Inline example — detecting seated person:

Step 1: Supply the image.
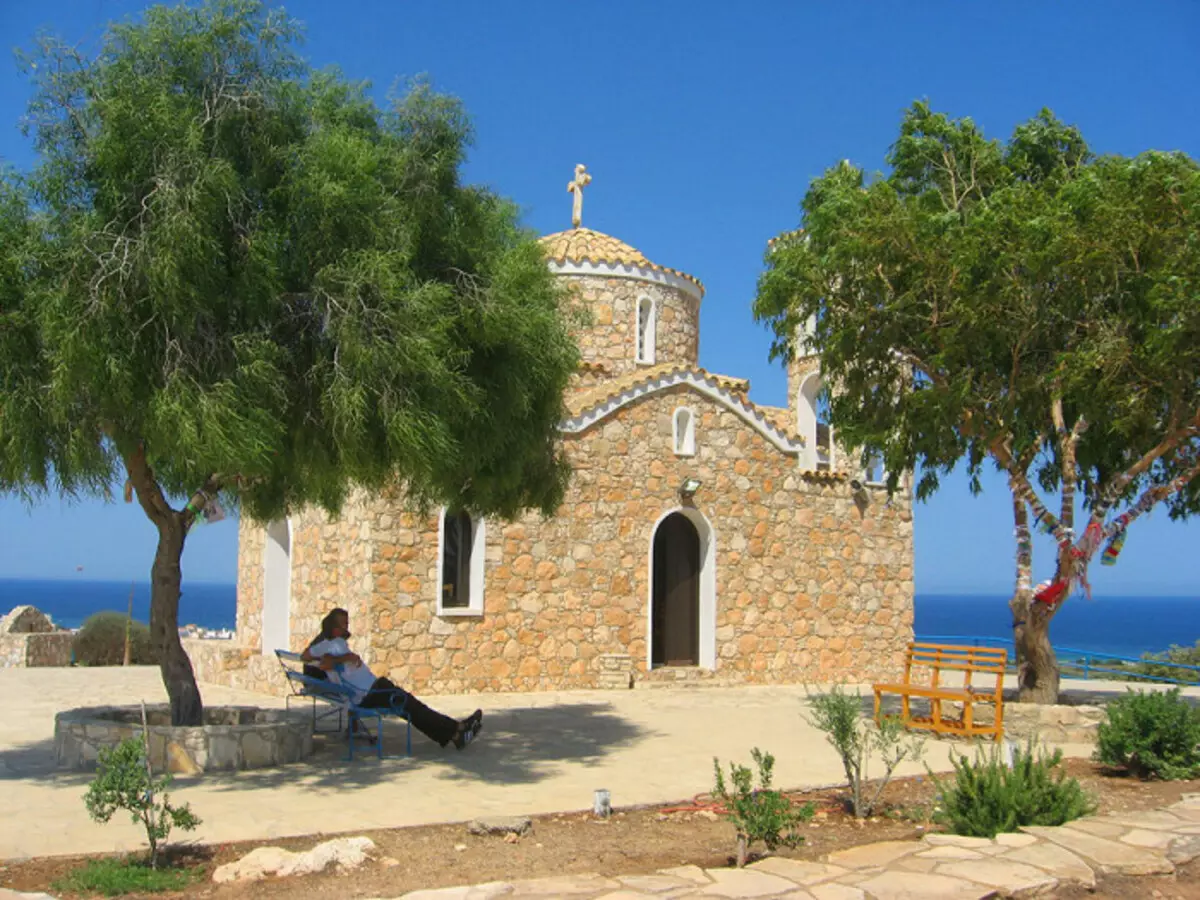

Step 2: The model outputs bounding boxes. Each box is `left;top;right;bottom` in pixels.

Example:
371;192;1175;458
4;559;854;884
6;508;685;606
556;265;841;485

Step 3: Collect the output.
302;608;482;750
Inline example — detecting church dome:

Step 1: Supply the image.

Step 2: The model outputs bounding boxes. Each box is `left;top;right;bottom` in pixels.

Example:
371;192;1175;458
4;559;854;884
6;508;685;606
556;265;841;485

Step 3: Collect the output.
540;227;705;299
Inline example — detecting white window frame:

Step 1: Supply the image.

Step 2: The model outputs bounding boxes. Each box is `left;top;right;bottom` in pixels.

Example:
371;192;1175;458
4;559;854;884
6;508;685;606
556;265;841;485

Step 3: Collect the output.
672;406;696;456
863;453;887;486
435;509;486;616
635;295;657;364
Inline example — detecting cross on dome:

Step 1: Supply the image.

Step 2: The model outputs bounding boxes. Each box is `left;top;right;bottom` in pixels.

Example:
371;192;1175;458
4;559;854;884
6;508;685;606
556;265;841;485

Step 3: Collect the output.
567;164;592;228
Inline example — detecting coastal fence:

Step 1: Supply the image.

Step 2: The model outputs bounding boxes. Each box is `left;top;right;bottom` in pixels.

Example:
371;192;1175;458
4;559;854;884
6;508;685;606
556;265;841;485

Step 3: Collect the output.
915;633;1200;688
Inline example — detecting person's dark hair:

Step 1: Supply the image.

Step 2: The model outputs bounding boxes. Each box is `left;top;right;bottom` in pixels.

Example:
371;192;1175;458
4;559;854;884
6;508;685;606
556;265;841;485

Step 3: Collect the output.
318;608;350;641
304;607;352;682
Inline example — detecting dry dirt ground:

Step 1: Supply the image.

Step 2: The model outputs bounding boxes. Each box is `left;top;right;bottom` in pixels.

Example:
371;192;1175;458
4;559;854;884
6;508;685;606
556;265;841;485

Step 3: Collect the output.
4;759;1200;899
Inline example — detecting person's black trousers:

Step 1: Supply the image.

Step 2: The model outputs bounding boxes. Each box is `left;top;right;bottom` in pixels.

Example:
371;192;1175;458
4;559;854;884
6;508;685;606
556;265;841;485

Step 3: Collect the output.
359;677;458;746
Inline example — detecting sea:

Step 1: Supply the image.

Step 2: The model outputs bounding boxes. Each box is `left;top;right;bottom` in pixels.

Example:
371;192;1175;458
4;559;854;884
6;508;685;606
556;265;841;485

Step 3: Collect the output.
1;578;1198;660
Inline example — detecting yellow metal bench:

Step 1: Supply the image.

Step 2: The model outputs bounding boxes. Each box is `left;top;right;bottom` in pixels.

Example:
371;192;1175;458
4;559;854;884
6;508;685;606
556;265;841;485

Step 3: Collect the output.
873;642;1007;743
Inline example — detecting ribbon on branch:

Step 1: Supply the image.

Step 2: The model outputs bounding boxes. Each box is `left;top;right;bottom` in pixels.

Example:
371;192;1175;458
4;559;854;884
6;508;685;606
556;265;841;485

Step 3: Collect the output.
1101;531;1126;566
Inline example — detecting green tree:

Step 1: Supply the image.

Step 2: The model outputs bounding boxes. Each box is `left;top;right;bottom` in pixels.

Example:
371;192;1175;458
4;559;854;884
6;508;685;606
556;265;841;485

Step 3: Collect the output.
84;734;200;869
0;1;578;725
755;102;1200;704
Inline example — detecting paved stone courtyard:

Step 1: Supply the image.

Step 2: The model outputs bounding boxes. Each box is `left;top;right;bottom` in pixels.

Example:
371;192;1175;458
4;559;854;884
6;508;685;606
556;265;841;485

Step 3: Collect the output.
0;666;1016;860
4;666;1199;900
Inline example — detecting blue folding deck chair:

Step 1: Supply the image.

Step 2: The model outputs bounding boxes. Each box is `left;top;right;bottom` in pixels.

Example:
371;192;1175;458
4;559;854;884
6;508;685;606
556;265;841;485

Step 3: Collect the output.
276;650;346;735
275;649;412;759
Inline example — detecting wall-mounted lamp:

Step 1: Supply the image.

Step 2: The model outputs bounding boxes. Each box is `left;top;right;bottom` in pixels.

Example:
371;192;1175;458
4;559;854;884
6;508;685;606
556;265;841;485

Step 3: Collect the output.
849;479;869;503
679;477;703;498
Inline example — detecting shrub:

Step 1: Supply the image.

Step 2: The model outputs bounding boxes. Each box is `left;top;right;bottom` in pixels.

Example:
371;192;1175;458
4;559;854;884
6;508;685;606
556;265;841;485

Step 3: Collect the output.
84;734;200;868
1137;641;1200;683
806;684;924;818
933;741;1096;838
712;748;815;867
1096;688;1200;780
74;611;156;666
52;858;202;896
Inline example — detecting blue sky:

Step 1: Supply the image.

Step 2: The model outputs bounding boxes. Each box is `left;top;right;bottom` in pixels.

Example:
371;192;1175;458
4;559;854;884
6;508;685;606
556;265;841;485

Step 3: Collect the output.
1;1;1197;594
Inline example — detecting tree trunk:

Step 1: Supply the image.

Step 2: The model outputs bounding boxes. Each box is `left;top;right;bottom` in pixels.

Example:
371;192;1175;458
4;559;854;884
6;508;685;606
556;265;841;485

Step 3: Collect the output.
1011;591;1060;704
151;516;203;726
1009;483;1060;704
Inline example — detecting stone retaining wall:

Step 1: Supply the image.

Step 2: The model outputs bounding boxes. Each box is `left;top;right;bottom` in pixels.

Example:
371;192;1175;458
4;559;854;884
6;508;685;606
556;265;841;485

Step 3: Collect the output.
55;704;312;774
0;604;73;668
0;632;73;668
1002;700;1105;745
944;692;1106;745
183;638;290;697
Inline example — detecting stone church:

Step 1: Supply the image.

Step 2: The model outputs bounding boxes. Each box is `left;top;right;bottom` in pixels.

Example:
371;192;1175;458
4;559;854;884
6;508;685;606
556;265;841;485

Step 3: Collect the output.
187;173;914;695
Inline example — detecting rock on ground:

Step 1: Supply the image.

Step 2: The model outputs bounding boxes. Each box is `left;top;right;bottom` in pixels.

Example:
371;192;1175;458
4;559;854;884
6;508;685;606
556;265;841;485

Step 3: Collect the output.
466;816;533;837
212;836;375;883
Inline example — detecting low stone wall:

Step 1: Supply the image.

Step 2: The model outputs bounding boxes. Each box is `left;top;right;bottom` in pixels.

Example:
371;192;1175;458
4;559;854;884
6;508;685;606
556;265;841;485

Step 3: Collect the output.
1002;698;1105;745
946;691;1106;745
183;638;289;697
55;705;313;774
596;654;633;690
0;632;73;668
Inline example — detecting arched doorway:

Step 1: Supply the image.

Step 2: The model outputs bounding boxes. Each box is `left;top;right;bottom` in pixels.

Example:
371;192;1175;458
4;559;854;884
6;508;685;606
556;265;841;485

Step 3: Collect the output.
262;519;291;653
651;512;701;666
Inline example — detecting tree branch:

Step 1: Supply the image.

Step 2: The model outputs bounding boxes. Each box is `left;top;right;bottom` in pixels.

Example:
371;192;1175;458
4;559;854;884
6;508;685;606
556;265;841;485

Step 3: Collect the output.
121;444;177;528
1093;410;1200;521
990;438;1069;544
1011;478;1034;594
1102;455;1200;542
181;475;223;532
1051;396;1087;534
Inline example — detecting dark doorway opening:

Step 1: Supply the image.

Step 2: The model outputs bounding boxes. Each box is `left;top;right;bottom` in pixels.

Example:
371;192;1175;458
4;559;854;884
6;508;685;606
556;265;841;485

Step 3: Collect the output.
651;512;701;667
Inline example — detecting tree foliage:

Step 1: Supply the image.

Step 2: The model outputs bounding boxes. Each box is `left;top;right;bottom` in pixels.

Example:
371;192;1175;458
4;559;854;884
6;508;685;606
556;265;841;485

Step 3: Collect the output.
2;0;578;522
756;101;1198;519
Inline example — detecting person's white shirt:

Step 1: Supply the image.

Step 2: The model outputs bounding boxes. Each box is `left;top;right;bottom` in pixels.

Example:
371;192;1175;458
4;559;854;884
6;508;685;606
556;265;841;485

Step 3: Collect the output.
307;636;376;703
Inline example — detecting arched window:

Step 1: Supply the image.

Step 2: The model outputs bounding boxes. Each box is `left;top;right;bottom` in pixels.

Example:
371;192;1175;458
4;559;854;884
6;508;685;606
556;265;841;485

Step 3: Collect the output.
673;407;696;456
636;296;656;364
437;510;485;615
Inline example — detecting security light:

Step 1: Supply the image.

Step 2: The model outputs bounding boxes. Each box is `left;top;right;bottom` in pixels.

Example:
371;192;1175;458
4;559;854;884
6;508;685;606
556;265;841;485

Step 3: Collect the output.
680;477;702;497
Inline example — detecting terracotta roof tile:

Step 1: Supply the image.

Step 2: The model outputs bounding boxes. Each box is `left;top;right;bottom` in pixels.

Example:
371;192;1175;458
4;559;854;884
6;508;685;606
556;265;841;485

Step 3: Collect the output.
564;365;764;426
561;364;806;458
566;363;679;417
540;227;704;295
755;404;793;434
766;228;805;251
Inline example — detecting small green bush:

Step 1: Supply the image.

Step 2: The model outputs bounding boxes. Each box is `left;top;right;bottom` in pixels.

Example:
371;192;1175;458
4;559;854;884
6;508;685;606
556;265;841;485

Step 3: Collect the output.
712;748;815;867
74;611;156;666
52;858;201;896
1095;687;1200;780
85;735;200;868
806;684;924;818
933;741;1096;838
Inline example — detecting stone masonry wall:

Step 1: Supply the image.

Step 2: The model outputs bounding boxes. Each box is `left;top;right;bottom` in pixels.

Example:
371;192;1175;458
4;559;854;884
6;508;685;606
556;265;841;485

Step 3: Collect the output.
235;497;377;656
357;384;912;694
208;378;914;698
0;632;73;668
567;275;699;381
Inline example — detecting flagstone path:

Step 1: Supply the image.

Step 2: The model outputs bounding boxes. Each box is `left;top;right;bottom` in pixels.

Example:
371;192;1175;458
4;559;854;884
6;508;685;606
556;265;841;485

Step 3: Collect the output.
366;793;1200;899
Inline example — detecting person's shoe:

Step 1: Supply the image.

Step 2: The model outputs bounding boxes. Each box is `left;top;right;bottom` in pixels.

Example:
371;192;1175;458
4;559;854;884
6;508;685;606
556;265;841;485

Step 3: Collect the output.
453;710;483;750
